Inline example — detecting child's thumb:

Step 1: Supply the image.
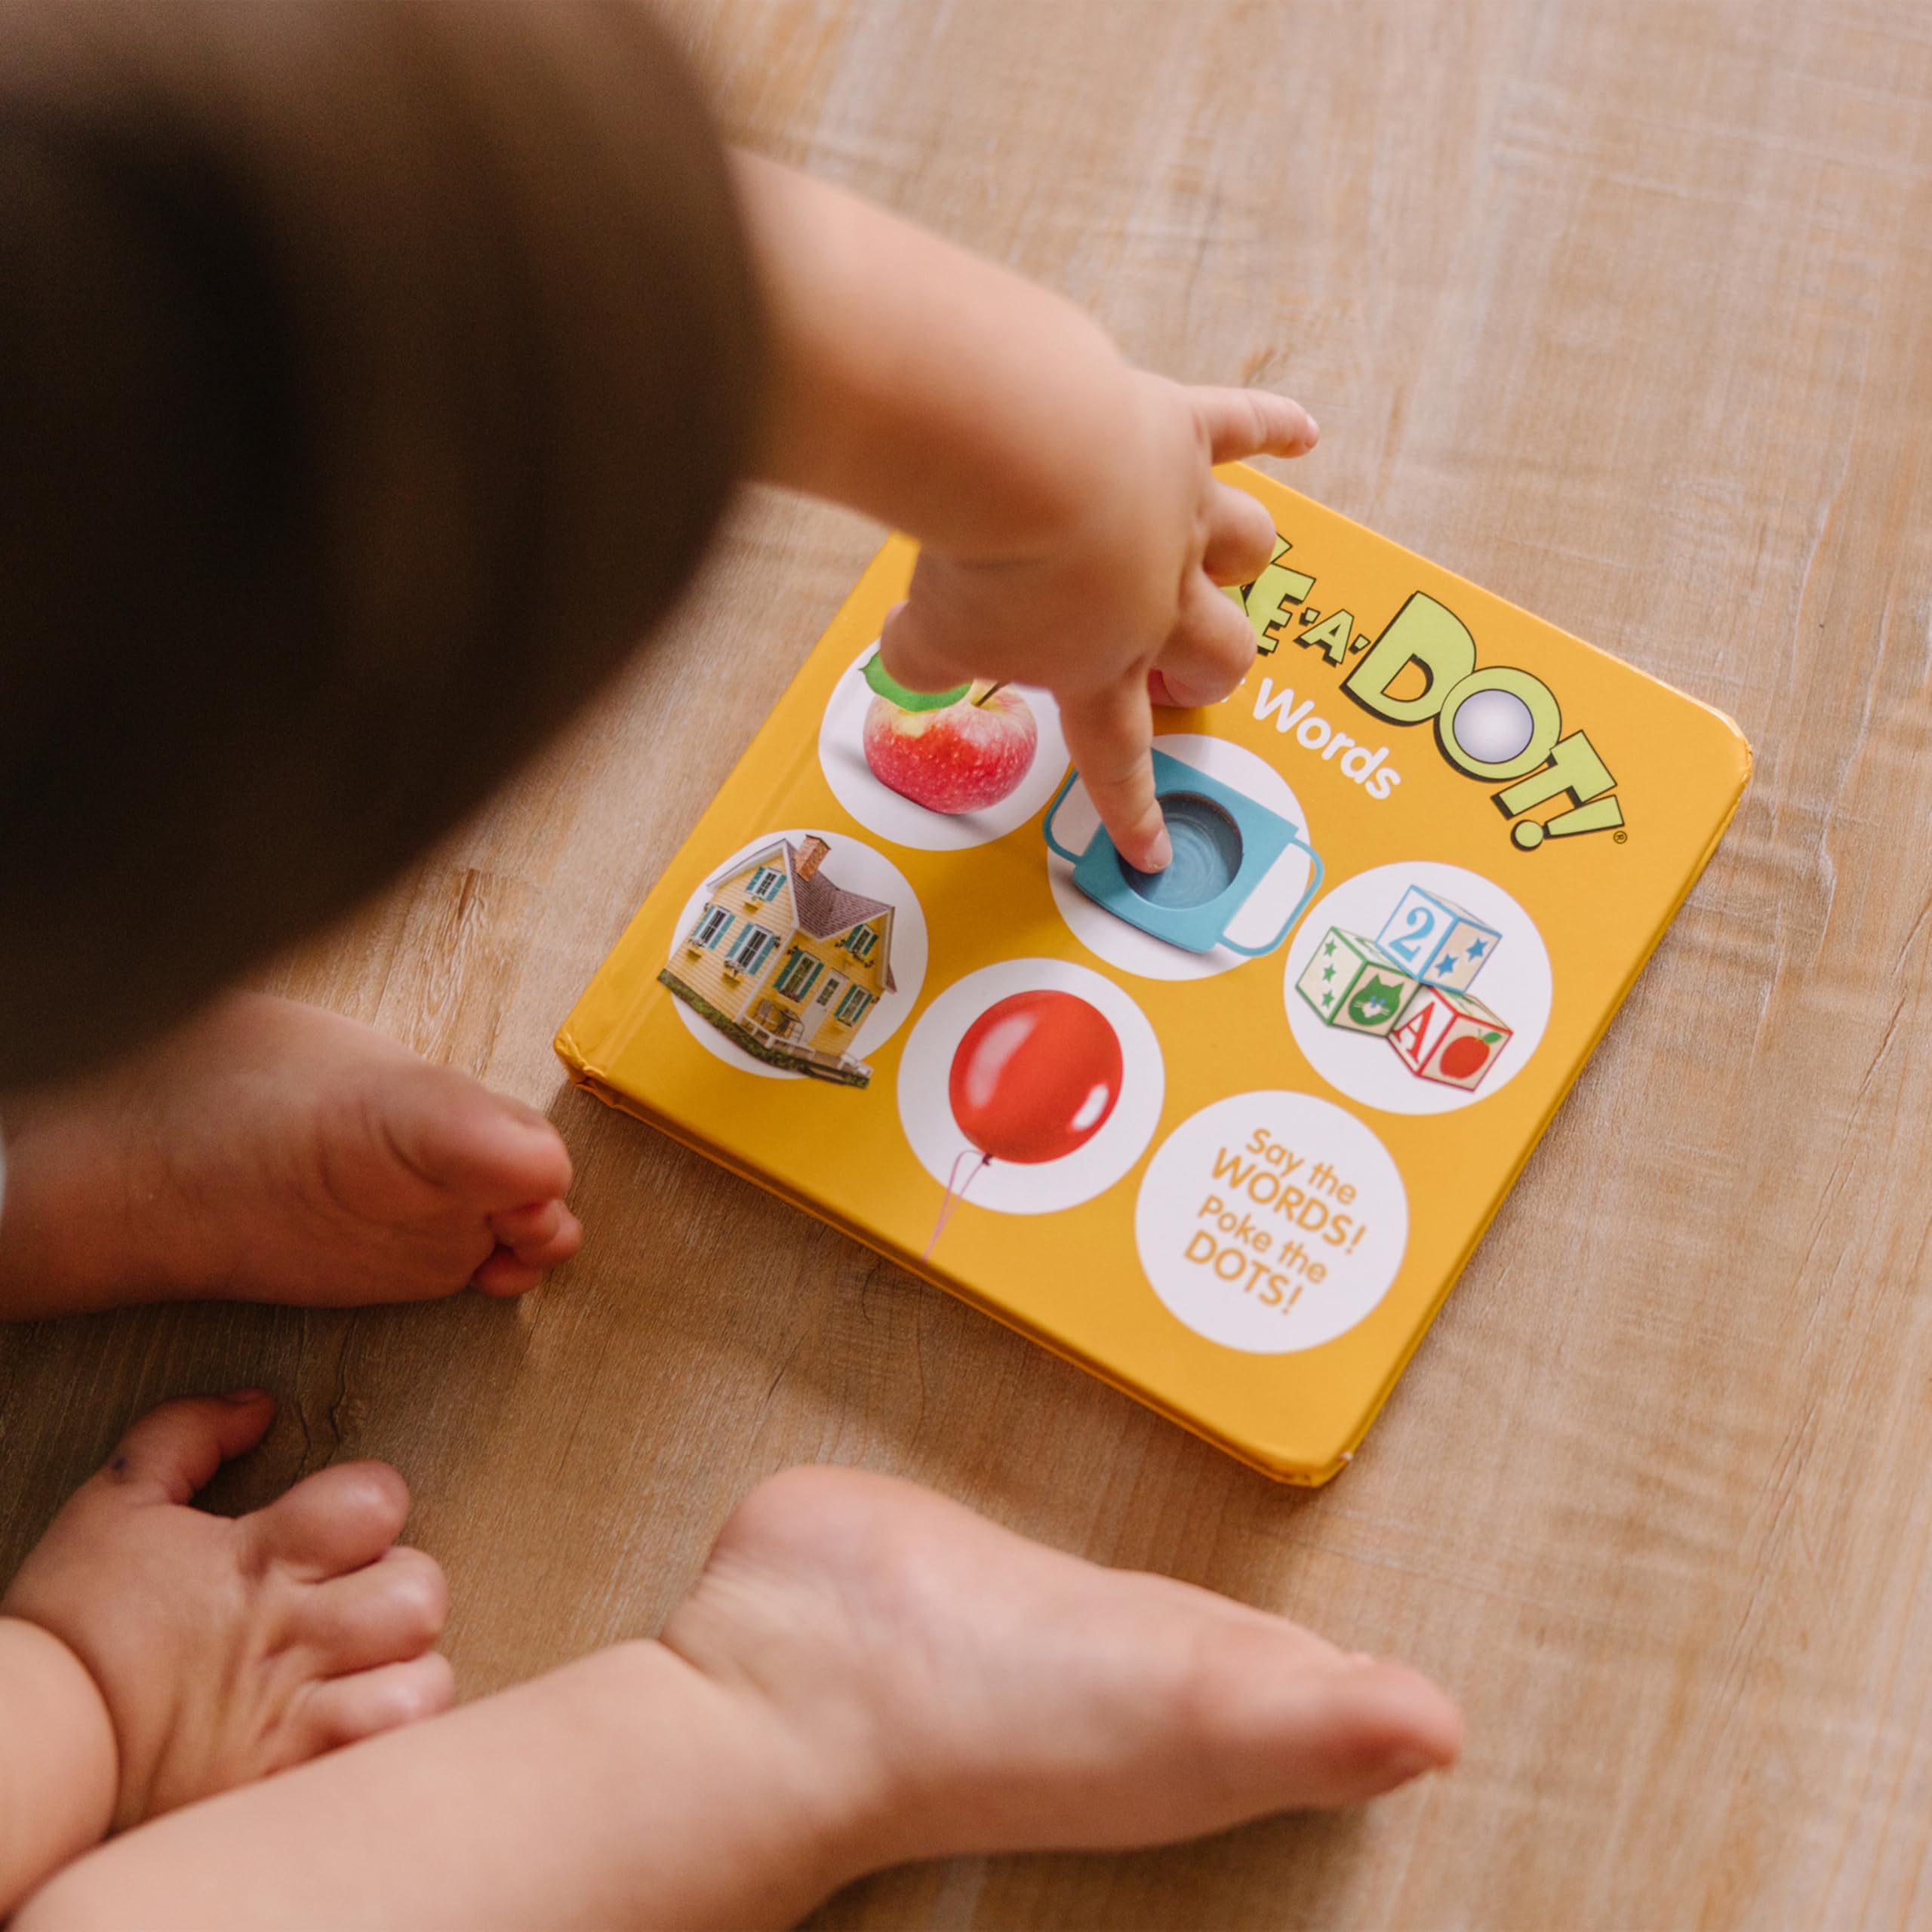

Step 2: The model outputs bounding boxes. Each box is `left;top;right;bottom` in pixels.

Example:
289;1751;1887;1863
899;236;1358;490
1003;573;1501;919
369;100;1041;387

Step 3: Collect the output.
84;1391;276;1508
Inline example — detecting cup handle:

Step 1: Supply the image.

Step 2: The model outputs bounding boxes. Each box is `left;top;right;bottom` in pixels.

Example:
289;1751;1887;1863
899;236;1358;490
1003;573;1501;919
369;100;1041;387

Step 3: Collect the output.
1219;833;1324;959
1041;769;1088;863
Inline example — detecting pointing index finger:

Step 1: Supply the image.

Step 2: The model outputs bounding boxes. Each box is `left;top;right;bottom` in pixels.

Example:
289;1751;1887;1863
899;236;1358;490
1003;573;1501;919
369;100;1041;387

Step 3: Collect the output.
1059;678;1171;873
1190;387;1320;464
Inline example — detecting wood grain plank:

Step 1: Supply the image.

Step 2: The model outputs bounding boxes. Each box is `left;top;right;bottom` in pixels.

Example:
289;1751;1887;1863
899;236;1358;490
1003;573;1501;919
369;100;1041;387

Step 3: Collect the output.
4;1;1930;1924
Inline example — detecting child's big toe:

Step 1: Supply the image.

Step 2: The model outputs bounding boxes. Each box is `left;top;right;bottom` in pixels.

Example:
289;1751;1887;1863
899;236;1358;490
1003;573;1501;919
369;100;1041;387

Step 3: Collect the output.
1278;1656;1463;1804
302;1545;448;1672
416;1074;574;1207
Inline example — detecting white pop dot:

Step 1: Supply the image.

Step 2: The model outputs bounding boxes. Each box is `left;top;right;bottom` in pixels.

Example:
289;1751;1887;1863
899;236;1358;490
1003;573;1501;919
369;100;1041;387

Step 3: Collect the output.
1451;688;1535;764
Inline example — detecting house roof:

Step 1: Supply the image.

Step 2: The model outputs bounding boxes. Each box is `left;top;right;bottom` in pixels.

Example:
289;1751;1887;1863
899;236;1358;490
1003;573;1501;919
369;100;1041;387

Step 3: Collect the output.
707;839;897;993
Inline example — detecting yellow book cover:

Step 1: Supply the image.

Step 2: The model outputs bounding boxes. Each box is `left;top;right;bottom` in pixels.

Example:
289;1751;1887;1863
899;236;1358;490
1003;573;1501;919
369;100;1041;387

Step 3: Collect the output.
556;466;1749;1484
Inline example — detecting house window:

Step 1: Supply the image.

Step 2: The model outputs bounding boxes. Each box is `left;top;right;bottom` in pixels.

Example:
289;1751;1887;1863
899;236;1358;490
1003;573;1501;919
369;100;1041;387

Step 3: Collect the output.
744;865;784;902
728;924;779;976
835;986;872;1026
816;974;844;1008
773;947;823;1001
844;924;878;961
689;906;733;949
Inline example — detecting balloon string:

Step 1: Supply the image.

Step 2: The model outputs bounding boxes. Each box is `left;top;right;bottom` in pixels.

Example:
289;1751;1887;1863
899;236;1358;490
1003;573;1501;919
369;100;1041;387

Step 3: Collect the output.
922;1150;990;1260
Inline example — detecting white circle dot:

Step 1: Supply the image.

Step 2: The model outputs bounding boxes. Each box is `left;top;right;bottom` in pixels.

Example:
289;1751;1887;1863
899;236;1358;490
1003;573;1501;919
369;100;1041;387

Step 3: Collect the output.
1451;688;1535;765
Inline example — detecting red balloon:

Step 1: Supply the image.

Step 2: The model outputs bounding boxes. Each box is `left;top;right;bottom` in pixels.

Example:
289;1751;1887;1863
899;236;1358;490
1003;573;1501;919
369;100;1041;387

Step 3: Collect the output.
949;991;1124;1164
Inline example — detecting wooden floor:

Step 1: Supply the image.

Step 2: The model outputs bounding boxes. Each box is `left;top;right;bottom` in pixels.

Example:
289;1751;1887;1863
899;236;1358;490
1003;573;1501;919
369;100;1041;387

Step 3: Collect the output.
5;1;1932;1924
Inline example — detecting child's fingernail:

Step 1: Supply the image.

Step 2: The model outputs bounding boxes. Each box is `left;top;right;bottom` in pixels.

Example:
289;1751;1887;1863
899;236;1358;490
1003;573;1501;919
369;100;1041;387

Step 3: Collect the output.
1144;826;1174;870
1303;413;1321;442
222;1387;271;1404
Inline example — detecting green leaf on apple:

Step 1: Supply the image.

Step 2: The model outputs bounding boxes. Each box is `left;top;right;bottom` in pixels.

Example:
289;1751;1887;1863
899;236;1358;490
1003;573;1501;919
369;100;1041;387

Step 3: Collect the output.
1478;1030;1502;1044
863;653;971;712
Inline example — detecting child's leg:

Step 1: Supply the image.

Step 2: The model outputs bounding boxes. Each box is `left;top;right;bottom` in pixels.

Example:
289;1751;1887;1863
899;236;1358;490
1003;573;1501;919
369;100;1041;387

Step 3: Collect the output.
18;1467;1460;1931
0;992;581;1317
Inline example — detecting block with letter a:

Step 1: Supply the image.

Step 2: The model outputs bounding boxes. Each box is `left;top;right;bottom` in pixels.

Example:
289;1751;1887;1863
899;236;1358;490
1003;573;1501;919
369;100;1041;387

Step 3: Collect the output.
1386;984;1514;1091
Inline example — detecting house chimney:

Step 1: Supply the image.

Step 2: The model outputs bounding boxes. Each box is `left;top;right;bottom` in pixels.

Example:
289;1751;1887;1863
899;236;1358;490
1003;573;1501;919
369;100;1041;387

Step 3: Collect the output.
795;835;830;881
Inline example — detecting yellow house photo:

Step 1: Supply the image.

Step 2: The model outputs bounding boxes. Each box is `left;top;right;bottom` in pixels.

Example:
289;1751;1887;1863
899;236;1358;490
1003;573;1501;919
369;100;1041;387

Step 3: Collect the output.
658;835;897;1086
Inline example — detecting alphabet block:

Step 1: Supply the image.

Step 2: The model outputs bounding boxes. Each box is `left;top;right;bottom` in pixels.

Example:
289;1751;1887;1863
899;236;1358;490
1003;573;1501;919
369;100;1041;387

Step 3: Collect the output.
1296;928;1419;1036
1376;884;1500;992
1386;985;1514;1090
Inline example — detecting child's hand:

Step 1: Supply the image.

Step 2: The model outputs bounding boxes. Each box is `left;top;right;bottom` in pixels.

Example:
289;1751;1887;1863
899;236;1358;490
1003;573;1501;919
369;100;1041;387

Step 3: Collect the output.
1;1393;452;1831
875;376;1316;869
736;154;1318;872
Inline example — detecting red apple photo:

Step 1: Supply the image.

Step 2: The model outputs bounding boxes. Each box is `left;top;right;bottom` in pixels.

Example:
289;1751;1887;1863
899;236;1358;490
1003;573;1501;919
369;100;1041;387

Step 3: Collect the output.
861;656;1038;815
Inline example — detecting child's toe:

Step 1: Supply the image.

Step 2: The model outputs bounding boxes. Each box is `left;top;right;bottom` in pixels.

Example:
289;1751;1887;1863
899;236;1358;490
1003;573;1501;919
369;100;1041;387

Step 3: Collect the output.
300;1545;448;1672
514;1204;582;1268
245;1460;411;1579
307;1651;457;1749
1236;1648;1463;1806
546;1205;583;1259
488;1198;564;1252
470;1200;580;1293
481;1189;580;1267
471;1247;545;1296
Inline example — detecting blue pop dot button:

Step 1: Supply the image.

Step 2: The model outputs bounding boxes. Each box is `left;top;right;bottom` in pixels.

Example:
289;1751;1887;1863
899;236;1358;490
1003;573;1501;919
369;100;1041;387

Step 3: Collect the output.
1118;793;1244;909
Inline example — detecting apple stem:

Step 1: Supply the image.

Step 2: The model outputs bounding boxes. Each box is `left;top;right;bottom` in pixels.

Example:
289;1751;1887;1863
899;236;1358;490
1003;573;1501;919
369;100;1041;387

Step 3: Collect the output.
973;680;1009;708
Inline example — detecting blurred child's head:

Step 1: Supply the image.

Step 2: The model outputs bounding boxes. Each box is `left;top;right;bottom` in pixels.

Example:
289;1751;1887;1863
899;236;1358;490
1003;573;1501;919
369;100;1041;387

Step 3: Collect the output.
0;0;759;1090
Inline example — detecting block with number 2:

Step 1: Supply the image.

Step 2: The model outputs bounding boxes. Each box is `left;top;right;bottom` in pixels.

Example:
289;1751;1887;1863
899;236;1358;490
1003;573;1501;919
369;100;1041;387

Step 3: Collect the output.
1376;884;1500;992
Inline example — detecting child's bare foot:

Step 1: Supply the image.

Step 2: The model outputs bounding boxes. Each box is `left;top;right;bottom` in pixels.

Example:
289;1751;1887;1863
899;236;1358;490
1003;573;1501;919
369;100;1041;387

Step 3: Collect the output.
1;1466;1459;1931
0;993;580;1316
664;1466;1463;1872
1;1393;453;1829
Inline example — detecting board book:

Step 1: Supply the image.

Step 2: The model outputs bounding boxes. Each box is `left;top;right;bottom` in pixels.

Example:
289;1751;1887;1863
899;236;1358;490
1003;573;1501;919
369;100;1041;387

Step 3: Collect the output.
556;465;1750;1484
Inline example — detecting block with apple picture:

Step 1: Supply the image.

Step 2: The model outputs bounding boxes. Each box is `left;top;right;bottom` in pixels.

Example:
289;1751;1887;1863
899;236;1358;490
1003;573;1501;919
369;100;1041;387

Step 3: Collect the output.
860;654;1038;814
1386;983;1514;1091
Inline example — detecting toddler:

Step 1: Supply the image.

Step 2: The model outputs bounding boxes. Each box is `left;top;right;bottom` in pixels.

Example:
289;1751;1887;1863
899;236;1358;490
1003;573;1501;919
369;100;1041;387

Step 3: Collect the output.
0;5;1460;1924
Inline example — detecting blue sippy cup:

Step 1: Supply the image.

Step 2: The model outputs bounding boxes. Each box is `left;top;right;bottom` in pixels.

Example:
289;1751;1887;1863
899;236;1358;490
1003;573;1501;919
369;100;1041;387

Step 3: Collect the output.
1043;747;1323;957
